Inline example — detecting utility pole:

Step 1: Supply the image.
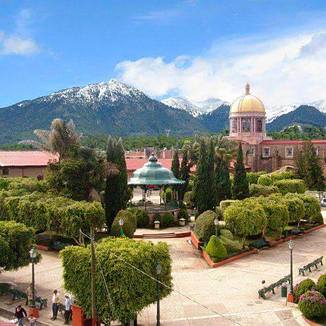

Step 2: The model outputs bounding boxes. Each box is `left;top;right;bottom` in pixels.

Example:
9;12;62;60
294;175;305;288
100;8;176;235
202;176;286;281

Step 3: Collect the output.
90;226;97;326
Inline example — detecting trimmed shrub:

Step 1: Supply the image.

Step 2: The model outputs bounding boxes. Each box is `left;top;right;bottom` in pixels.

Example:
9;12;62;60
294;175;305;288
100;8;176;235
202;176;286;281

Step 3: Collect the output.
220;235;242;254
194;210;218;243
246;171;266;185
270;171;295;181
205;235;228;262
249;184;279;197
224;199;267;240
183;191;194;208
0;178;10;191
296;194;322;224
61;237;172;324
164;188;173;203
274;179;306;195
128;208;149;228
220;200;239;212
111;210;137;238
294;279;316;303
298;291;326;320
257;175;273;186
275;194;305;224
215;207;223;220
177;208;189;220
317;274;326;297
220;229;233;239
161;213;174;228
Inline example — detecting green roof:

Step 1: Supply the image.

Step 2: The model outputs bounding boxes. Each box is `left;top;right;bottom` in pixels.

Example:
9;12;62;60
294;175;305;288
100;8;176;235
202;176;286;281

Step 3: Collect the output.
128;155;185;186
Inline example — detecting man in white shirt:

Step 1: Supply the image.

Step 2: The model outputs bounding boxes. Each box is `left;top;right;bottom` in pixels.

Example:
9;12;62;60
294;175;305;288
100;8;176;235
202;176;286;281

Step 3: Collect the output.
64;294;72;325
51;289;60;320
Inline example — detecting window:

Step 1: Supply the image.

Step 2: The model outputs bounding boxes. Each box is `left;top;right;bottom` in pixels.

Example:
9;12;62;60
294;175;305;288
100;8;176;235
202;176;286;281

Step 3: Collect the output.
241;118;251;132
231;119;237;133
256;119;263;132
262;147;270;158
2;167;9;175
247;147;255;155
285;147;293;158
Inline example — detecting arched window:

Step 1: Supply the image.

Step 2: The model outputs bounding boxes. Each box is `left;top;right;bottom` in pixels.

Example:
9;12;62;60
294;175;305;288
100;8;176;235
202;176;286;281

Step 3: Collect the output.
256;118;263;132
242;118;251;132
231;119;237;133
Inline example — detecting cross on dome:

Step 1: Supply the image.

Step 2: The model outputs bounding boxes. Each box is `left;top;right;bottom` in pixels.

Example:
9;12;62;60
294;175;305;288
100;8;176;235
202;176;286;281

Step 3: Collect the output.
245;83;250;95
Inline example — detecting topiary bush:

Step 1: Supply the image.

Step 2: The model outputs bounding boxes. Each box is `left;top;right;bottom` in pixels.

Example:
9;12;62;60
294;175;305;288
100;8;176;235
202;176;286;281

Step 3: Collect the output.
274;179;306;195
183;191;194;208
298;290;326;320
270;170;295;182
220;229;233;239
294;278;316;303
194;210;218;244
219;234;242;254
205;235;228;262
246;171;267;185
224;199;267;241
257;175;273;186
317;274;326;297
219;200;239;212
128;208;149;228
111;210;137;238
161;212;175;228
177;208;189;221
249;184;279;197
275;194;305;224
296;194;322;224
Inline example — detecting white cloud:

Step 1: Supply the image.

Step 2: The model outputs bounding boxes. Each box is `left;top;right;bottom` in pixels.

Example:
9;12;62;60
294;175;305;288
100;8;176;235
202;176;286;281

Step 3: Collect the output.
116;31;326;108
0;9;40;56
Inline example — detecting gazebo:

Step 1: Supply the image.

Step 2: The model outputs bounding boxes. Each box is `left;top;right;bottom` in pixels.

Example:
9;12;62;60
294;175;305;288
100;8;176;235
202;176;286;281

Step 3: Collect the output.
128;154;185;211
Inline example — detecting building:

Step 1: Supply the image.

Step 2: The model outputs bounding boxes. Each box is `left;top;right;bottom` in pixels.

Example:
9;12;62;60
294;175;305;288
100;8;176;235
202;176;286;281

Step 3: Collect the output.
228;84;326;172
0;151;57;178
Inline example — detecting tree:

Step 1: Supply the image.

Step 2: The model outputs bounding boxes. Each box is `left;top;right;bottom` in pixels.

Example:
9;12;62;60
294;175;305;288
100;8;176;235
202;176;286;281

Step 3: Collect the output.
0;221;35;271
232;143;249;199
215;158;232;205
193;139;216;214
104;136;129;232
296;141;325;191
179;150;190;200
171;149;180;179
61;237;172;324
207;138;216;209
34;119;80;160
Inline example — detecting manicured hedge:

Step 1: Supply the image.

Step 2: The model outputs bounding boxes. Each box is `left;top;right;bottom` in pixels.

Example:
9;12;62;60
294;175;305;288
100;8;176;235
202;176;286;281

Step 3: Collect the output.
0;221;35;270
274;179;306;195
219;200;239;212
61;237;172;324
296;194;322;224
246;171;267;185
0;177;48;193
224;199;267;240
205;235;227;262
111;210;137;238
257;175;273;186
270;171;295;181
294;278;316;303
194;210;218;244
161;213;175;228
177;208;189;220
317;274;326;297
298;290;326;320
128;208;149;228
249;184;279;197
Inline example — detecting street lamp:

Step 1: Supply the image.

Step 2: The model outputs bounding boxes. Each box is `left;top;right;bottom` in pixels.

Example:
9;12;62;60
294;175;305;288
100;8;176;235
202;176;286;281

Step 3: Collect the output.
156;262;162;326
288;239;295;299
119;218;124;236
29;246;38;308
214;217;219;237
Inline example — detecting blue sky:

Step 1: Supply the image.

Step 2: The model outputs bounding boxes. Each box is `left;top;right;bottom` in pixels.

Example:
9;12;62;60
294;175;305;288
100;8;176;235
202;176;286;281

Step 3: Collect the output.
1;0;326;107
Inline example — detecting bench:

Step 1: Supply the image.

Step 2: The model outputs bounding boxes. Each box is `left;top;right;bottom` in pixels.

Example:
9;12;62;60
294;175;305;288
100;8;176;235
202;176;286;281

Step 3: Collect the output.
8;288;27;301
258;275;291;299
299;256;323;276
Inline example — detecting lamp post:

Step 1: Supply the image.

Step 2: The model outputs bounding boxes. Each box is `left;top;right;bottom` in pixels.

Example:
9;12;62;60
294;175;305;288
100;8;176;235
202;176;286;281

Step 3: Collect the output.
214;217;219;237
29;246;38;308
119;218;124;236
288;239;295;301
156;262;162;326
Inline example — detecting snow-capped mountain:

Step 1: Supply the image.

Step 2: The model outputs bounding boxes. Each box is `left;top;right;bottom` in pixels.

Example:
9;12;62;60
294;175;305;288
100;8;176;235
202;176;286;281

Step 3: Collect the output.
161;96;226;117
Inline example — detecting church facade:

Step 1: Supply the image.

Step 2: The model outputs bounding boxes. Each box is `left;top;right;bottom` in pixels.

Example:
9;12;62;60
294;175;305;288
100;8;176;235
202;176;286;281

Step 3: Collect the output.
227;84;326;172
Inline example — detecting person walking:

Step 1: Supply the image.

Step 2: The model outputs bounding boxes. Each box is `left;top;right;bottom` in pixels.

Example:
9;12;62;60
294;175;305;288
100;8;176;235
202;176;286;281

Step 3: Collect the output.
14;305;27;326
64;294;72;325
26;283;37;306
51;289;60;320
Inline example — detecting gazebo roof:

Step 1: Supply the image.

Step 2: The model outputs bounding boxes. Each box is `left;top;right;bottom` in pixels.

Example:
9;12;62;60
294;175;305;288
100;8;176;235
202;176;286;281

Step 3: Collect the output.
128;155;185;186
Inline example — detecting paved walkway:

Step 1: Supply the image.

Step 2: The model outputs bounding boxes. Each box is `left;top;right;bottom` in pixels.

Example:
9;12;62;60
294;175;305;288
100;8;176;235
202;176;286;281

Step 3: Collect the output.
0;227;325;325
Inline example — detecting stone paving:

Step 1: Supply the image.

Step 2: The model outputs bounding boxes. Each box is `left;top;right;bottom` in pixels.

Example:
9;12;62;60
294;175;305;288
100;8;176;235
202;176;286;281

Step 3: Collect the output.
0;226;325;325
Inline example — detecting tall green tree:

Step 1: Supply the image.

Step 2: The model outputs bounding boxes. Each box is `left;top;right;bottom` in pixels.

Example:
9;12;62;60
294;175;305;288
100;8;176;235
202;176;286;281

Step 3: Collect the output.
171;149;180;178
104;136;129;232
179;149;190;200
296;141;325;191
193;139;216;213
233;143;249;199
207;138;216;209
215;157;232;205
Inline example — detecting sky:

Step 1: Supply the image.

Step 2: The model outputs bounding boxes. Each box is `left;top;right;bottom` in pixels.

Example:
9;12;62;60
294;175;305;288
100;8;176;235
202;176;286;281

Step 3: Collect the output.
1;0;326;108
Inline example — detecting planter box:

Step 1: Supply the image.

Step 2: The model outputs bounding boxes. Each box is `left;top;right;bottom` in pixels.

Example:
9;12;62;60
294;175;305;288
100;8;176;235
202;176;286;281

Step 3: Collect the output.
190;231;203;250
202;248;258;268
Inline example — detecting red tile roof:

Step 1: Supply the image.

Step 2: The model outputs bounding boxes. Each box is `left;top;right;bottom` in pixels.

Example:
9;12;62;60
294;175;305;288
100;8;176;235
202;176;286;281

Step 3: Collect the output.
0;151;58;167
261;139;326;145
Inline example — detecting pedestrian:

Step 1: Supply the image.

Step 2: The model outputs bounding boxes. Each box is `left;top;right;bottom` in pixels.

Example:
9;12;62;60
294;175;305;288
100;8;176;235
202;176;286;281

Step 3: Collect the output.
14;305;27;326
51;289;60;320
26;283;36;306
63;294;72;325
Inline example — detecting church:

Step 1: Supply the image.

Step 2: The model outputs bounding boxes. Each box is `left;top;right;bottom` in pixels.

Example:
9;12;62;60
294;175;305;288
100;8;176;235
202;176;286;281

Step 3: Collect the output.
227;84;326;172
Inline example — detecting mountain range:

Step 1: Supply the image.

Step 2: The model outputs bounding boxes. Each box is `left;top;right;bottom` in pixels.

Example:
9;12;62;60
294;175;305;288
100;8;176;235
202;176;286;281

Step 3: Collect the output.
1;79;326;145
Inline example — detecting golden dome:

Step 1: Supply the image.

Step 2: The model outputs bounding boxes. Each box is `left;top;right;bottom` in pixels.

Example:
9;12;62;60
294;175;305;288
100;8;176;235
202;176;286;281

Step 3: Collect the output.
230;84;265;114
